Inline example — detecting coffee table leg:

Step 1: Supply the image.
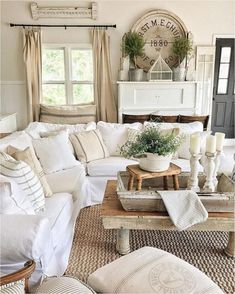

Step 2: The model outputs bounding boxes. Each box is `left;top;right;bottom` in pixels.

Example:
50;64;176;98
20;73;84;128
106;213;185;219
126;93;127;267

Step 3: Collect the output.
224;232;235;257
163;176;168;190
173;175;180;190
116;228;130;255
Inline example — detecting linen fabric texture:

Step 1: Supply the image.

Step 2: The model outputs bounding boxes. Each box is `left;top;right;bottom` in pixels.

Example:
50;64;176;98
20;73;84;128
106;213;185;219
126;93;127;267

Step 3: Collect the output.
40;104;96;124
0;280;25;294
87;247;223;294
32;131;79;174
7;145;53;197
70;129;109;163
35;276;96;294
0;152;45;213
0;175;35;215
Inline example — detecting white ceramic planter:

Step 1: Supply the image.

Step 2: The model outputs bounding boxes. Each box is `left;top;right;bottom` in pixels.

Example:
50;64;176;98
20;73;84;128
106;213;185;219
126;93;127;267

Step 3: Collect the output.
139;153;172;172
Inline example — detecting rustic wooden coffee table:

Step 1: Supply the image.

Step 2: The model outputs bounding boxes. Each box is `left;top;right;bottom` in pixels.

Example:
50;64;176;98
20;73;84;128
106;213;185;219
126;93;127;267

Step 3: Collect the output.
127;163;181;191
100;180;235;257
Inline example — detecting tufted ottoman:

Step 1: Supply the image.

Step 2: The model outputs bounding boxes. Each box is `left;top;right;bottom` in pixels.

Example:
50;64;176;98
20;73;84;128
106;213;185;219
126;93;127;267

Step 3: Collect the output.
87;246;223;294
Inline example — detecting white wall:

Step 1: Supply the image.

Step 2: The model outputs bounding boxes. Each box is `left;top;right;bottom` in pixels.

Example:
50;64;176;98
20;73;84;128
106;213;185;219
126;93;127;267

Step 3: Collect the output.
1;0;234;129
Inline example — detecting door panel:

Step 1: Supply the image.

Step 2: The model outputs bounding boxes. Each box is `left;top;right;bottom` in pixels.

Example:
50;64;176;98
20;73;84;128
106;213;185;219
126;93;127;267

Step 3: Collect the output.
211;38;235;138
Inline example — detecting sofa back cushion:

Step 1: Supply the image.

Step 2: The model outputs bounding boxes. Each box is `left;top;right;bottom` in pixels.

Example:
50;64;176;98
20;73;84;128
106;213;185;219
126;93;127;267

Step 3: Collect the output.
97;121;142;156
0;131;32;152
0;152;45;213
32;131;79;174
40;104;96;124
7;146;53;197
70;130;109;163
0;175;35;215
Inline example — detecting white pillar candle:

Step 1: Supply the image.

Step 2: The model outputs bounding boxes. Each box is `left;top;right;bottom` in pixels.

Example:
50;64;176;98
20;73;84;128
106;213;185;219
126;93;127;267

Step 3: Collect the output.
190;133;201;154
206;135;216;153
215;132;225;151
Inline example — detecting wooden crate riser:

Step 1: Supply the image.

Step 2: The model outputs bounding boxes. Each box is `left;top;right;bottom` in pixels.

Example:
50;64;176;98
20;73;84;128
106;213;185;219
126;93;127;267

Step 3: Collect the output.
117;172;235;213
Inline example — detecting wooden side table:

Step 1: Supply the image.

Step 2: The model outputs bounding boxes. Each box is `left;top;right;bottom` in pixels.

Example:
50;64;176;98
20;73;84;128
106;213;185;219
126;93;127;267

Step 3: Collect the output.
127;163;181;191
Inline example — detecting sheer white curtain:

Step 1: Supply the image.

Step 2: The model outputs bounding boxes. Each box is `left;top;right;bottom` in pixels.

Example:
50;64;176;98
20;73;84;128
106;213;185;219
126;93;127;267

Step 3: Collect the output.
23;29;42;122
91;29;117;122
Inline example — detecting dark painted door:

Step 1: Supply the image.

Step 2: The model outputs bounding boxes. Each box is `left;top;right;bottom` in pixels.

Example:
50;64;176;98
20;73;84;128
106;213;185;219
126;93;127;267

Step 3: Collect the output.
211;38;234;138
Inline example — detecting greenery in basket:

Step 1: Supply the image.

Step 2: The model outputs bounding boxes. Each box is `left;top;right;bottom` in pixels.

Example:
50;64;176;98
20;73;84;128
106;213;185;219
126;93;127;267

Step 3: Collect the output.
172;37;193;67
120;127;183;158
122;31;145;69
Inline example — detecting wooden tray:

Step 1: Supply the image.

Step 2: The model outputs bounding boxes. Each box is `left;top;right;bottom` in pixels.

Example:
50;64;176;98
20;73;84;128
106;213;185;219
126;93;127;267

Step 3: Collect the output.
117;172;235;213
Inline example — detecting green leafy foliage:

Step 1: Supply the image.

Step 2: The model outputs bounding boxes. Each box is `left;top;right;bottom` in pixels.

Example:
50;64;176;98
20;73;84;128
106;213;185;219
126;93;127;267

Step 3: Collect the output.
172;37;193;67
120;127;183;158
123;32;145;68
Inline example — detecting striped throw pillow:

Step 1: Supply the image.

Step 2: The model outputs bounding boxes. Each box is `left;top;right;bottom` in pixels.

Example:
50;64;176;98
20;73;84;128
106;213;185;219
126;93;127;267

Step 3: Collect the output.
0;152;45;213
70;130;109;163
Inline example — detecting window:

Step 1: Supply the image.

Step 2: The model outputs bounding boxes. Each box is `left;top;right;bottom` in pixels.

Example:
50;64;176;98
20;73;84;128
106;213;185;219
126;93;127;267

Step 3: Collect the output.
42;44;94;105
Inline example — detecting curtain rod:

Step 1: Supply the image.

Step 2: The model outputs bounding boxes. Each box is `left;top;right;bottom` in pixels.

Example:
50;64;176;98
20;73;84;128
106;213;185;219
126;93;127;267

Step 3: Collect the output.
10;23;116;29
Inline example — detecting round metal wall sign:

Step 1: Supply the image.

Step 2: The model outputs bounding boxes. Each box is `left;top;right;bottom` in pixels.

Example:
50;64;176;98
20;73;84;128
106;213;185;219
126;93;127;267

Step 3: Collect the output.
131;9;188;71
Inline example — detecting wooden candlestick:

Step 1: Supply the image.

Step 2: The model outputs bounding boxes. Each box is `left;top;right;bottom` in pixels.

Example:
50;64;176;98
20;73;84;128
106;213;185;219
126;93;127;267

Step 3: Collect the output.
203;152;216;192
187;152;202;192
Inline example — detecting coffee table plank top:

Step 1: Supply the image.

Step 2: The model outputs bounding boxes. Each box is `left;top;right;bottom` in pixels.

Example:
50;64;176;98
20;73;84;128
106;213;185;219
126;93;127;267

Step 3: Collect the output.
101;180;235;220
127;163;181;179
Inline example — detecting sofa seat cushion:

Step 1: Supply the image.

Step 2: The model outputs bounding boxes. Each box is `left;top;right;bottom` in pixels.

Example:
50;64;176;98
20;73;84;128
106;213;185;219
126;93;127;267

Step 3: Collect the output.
87;157;138;177
171;158;204;173
45;165;86;197
40;193;73;248
87;246;223;294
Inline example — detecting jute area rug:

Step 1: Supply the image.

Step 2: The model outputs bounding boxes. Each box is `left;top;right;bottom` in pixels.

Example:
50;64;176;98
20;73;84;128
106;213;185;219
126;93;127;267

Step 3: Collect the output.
66;205;234;294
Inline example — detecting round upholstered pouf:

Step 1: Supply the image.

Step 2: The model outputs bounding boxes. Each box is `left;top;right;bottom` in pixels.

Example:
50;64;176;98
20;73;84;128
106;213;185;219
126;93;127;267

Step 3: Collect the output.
35;276;96;294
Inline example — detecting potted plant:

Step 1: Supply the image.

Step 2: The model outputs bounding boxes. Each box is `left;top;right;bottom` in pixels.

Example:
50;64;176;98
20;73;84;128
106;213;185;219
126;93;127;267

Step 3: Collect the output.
120;127;183;172
172;37;193;81
123;31;145;81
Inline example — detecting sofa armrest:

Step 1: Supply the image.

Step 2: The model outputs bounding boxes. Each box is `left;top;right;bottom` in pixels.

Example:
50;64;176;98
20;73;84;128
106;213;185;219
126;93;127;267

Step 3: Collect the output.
0;215;54;268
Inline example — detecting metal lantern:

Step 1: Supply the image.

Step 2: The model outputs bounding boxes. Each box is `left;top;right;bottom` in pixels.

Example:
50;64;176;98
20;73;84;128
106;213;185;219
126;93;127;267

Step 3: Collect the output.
148;54;172;81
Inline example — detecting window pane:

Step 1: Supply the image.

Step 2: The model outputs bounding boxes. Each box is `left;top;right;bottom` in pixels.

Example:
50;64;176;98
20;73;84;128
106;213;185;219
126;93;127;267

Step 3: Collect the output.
42;84;66;105
73;84;94;104
72;50;93;81
220;47;231;63
42;49;65;81
219;64;230;78
217;79;228;94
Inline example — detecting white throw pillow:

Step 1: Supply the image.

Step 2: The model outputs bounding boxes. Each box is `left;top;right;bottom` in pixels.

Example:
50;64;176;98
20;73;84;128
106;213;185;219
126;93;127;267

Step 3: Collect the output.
25;121;96;139
97;121;142;155
70;129;109;163
0;152;45;213
33;131;80;174
0;175;35;215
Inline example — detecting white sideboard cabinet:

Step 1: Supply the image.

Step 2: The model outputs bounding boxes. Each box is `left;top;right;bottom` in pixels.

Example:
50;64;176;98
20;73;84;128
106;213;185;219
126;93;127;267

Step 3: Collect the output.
117;81;202;123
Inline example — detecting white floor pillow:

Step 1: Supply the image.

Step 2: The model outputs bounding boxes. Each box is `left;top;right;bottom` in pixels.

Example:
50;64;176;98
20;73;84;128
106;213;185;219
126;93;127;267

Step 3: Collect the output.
0;152;45;213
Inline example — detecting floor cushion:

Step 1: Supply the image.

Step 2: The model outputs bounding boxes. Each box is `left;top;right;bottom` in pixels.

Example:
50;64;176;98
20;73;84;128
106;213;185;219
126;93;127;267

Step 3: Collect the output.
87;156;138;177
35;276;96;294
87;246;223;294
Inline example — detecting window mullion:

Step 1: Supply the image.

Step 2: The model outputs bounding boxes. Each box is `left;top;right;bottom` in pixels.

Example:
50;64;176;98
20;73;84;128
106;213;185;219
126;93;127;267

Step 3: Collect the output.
64;46;72;104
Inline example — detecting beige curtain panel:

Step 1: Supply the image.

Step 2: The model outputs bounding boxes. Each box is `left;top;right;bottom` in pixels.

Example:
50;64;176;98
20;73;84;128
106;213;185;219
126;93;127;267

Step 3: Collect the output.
91;29;117;123
23;29;42;122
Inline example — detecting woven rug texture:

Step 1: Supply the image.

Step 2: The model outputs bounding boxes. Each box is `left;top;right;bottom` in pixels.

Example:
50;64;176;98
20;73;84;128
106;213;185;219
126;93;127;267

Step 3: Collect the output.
66;205;235;294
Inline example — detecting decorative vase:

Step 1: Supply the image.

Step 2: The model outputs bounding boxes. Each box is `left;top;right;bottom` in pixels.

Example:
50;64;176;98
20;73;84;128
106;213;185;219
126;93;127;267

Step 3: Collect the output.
173;67;186;81
139;153;172;172
129;69;143;81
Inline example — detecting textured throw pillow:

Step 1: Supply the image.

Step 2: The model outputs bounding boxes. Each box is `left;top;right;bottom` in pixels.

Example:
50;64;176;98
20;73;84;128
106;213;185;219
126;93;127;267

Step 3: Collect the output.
0;175;35;215
33;131;80;174
40;104;96;124
7;145;53;197
0;280;24;294
0;152;45;213
70;129;109;163
97;121;142;155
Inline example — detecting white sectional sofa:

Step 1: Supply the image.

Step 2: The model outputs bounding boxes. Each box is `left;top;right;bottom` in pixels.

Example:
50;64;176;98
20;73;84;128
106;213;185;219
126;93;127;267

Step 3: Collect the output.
0;120;207;286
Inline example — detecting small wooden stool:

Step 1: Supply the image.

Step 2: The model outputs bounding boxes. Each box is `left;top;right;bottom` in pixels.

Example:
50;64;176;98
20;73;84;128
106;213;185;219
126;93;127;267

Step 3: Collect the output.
127;163;181;191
